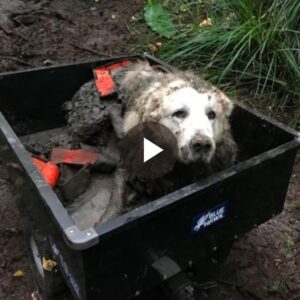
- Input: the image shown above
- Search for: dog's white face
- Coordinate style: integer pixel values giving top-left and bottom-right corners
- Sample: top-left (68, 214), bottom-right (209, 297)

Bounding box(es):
top-left (122, 67), bottom-right (233, 165)
top-left (159, 87), bottom-right (227, 164)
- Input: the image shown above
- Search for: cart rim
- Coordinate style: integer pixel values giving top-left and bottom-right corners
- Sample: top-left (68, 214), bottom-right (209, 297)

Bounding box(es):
top-left (30, 236), bottom-right (45, 278)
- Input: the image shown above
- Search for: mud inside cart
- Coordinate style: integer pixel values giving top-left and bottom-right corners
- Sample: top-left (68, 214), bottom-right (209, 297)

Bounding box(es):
top-left (2, 58), bottom-right (175, 231)
top-left (9, 75), bottom-right (134, 231)
top-left (20, 127), bottom-right (118, 230)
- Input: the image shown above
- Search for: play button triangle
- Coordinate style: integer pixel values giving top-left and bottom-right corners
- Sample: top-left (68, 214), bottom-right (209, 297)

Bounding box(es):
top-left (143, 138), bottom-right (163, 163)
top-left (119, 122), bottom-right (178, 179)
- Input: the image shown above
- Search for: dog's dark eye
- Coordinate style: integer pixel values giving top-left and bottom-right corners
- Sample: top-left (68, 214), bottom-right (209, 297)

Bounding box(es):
top-left (172, 110), bottom-right (187, 119)
top-left (207, 109), bottom-right (216, 120)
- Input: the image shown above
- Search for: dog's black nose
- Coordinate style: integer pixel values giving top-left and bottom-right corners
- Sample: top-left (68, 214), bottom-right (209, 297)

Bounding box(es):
top-left (192, 140), bottom-right (212, 153)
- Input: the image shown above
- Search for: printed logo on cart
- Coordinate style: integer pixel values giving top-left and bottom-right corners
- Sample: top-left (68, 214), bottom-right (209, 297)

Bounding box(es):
top-left (192, 201), bottom-right (228, 233)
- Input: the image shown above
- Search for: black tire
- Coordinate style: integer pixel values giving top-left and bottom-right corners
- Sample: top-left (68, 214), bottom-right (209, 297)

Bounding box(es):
top-left (28, 228), bottom-right (66, 298)
top-left (163, 273), bottom-right (195, 300)
top-left (20, 203), bottom-right (66, 299)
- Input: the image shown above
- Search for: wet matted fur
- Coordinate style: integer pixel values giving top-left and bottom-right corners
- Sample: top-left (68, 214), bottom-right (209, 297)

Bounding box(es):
top-left (111, 60), bottom-right (238, 201)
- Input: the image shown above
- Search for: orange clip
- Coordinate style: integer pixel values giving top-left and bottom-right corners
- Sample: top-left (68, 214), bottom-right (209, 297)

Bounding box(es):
top-left (93, 59), bottom-right (133, 97)
top-left (94, 69), bottom-right (115, 96)
top-left (32, 157), bottom-right (60, 187)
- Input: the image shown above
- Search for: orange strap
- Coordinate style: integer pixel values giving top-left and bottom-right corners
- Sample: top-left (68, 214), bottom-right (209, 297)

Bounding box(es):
top-left (93, 60), bottom-right (133, 97)
top-left (51, 148), bottom-right (101, 165)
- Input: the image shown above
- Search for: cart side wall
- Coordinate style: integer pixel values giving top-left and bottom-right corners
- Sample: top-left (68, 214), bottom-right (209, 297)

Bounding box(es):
top-left (231, 105), bottom-right (294, 160)
top-left (0, 56), bottom-right (136, 114)
top-left (80, 147), bottom-right (297, 300)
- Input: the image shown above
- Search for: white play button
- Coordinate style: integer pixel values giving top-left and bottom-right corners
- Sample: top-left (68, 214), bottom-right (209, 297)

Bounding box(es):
top-left (119, 122), bottom-right (178, 179)
top-left (143, 138), bottom-right (163, 163)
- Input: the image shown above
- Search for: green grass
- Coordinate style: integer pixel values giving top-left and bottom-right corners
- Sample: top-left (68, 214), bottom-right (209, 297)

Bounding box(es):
top-left (139, 0), bottom-right (300, 127)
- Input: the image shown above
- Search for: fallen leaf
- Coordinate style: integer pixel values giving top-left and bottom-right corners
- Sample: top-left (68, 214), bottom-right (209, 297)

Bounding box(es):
top-left (199, 18), bottom-right (213, 28)
top-left (13, 270), bottom-right (24, 277)
top-left (148, 43), bottom-right (157, 52)
top-left (42, 257), bottom-right (57, 271)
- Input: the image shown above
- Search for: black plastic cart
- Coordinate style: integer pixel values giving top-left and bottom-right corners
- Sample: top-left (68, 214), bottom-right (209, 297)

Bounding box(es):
top-left (0, 54), bottom-right (299, 300)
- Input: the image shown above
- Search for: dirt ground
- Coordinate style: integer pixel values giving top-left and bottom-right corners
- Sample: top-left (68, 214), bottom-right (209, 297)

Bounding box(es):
top-left (0, 1), bottom-right (299, 300)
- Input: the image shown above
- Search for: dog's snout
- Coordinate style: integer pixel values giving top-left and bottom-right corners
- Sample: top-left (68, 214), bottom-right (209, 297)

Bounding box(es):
top-left (193, 142), bottom-right (212, 153)
top-left (191, 137), bottom-right (212, 154)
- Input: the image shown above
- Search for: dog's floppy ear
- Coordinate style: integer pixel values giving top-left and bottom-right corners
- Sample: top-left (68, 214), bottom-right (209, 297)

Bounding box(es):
top-left (213, 89), bottom-right (233, 117)
top-left (187, 72), bottom-right (234, 116)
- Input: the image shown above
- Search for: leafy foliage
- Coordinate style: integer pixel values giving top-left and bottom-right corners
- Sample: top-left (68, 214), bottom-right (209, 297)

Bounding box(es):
top-left (144, 0), bottom-right (300, 126)
top-left (144, 0), bottom-right (176, 39)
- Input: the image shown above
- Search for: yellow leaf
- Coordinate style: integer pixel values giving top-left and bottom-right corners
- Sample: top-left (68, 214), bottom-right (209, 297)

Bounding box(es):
top-left (199, 18), bottom-right (213, 28)
top-left (13, 270), bottom-right (24, 277)
top-left (42, 257), bottom-right (57, 272)
top-left (148, 43), bottom-right (158, 53)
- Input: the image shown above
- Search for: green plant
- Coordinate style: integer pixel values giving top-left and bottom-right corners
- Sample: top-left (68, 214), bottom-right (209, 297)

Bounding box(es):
top-left (145, 0), bottom-right (300, 126)
top-left (144, 0), bottom-right (176, 38)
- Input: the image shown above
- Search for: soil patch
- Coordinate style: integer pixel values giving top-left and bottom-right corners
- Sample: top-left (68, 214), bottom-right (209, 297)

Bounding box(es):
top-left (0, 0), bottom-right (142, 71)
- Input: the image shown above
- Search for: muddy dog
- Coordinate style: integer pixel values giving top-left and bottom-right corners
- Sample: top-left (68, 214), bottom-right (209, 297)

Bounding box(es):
top-left (65, 60), bottom-right (237, 219)
top-left (110, 61), bottom-right (237, 207)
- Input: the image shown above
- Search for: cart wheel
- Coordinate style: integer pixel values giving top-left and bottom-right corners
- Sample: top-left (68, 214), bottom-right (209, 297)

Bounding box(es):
top-left (21, 205), bottom-right (66, 299)
top-left (28, 228), bottom-right (66, 298)
top-left (163, 272), bottom-right (195, 300)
